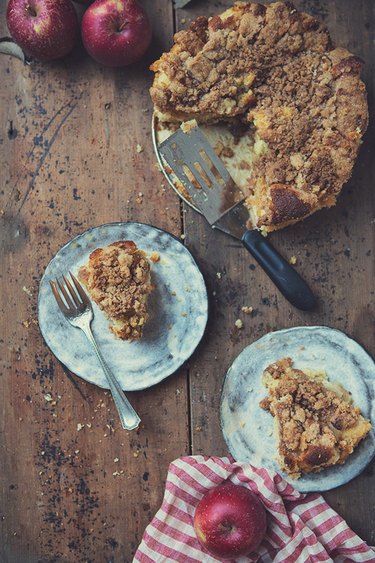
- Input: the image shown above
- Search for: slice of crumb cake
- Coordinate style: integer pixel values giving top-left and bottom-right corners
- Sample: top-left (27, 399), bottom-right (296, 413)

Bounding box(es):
top-left (260, 357), bottom-right (372, 478)
top-left (78, 241), bottom-right (153, 341)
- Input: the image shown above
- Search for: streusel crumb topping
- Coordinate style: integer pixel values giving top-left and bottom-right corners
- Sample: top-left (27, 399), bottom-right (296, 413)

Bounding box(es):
top-left (78, 241), bottom-right (153, 340)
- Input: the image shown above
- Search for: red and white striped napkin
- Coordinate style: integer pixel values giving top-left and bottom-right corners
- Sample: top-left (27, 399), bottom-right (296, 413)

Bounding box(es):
top-left (134, 456), bottom-right (374, 562)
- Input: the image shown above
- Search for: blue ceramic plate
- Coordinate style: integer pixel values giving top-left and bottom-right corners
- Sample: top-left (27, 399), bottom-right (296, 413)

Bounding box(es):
top-left (220, 326), bottom-right (375, 492)
top-left (38, 222), bottom-right (208, 391)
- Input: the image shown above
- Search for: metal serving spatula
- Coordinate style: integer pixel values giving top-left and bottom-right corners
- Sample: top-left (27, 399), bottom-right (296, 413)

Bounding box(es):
top-left (159, 125), bottom-right (316, 311)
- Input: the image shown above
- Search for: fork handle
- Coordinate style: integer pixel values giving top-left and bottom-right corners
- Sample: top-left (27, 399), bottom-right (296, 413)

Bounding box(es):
top-left (242, 230), bottom-right (316, 311)
top-left (81, 325), bottom-right (141, 431)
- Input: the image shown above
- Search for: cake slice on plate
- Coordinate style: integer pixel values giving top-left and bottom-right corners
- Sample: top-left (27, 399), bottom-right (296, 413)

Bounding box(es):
top-left (260, 357), bottom-right (372, 478)
top-left (78, 241), bottom-right (153, 341)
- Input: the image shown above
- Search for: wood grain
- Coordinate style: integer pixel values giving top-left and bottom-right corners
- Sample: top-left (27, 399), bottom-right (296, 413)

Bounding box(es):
top-left (0, 0), bottom-right (374, 561)
top-left (0, 1), bottom-right (188, 562)
top-left (176, 0), bottom-right (375, 546)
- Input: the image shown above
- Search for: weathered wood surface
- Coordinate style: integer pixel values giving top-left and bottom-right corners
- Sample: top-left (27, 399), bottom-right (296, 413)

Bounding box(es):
top-left (0, 1), bottom-right (189, 561)
top-left (0, 0), bottom-right (374, 561)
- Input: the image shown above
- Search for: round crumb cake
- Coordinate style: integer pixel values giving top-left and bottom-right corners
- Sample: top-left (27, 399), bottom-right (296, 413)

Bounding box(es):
top-left (150, 1), bottom-right (368, 232)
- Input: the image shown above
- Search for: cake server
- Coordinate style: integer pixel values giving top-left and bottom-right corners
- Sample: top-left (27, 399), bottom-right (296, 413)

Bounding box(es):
top-left (158, 125), bottom-right (316, 311)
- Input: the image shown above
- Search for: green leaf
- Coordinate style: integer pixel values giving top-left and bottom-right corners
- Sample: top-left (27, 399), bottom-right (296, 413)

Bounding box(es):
top-left (174, 0), bottom-right (192, 7)
top-left (0, 37), bottom-right (33, 64)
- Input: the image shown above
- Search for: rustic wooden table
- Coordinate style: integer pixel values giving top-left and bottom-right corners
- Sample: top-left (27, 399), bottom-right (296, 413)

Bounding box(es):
top-left (1, 1), bottom-right (374, 561)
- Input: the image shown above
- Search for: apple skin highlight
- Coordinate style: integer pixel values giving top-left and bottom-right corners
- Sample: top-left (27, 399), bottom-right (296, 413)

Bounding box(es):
top-left (6, 0), bottom-right (79, 61)
top-left (193, 482), bottom-right (267, 559)
top-left (81, 0), bottom-right (152, 67)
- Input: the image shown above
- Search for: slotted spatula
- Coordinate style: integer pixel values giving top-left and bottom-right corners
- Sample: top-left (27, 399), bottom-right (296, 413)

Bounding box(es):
top-left (159, 125), bottom-right (316, 311)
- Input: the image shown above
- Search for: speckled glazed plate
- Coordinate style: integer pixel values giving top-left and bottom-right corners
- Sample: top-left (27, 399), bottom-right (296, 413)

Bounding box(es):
top-left (38, 222), bottom-right (208, 391)
top-left (220, 326), bottom-right (375, 492)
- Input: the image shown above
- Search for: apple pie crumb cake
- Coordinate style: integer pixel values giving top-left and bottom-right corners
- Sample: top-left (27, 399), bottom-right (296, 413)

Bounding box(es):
top-left (150, 1), bottom-right (368, 232)
top-left (78, 241), bottom-right (153, 340)
top-left (260, 357), bottom-right (372, 478)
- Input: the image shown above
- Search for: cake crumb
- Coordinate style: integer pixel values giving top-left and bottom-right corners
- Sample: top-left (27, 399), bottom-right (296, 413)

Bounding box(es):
top-left (136, 144), bottom-right (143, 153)
top-left (241, 306), bottom-right (253, 314)
top-left (77, 423), bottom-right (85, 431)
top-left (289, 255), bottom-right (297, 265)
top-left (235, 319), bottom-right (243, 329)
top-left (181, 119), bottom-right (198, 133)
top-left (22, 286), bottom-right (33, 297)
top-left (150, 251), bottom-right (160, 263)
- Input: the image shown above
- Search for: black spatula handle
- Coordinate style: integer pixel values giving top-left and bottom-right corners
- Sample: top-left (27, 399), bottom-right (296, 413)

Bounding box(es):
top-left (242, 230), bottom-right (316, 311)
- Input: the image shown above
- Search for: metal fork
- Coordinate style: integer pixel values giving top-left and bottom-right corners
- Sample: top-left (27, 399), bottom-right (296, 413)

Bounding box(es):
top-left (50, 272), bottom-right (141, 431)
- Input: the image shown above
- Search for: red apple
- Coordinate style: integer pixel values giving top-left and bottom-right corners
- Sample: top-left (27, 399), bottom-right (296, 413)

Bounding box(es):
top-left (6, 0), bottom-right (79, 62)
top-left (193, 482), bottom-right (267, 559)
top-left (81, 0), bottom-right (152, 67)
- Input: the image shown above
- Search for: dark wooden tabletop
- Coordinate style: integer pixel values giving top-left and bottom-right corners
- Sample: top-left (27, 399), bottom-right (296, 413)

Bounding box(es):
top-left (1, 1), bottom-right (374, 561)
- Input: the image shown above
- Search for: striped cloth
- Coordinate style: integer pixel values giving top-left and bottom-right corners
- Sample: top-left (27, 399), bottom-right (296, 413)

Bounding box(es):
top-left (134, 456), bottom-right (375, 562)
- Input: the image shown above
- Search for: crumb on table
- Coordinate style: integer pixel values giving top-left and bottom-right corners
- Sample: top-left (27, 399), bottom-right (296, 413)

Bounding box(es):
top-left (241, 306), bottom-right (253, 314)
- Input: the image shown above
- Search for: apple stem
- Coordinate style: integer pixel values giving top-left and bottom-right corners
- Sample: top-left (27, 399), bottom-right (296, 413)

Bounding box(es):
top-left (118, 21), bottom-right (129, 32)
top-left (219, 522), bottom-right (235, 533)
top-left (26, 4), bottom-right (37, 17)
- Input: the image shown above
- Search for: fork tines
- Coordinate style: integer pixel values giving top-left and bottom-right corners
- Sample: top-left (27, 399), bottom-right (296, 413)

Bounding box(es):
top-left (50, 272), bottom-right (88, 315)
